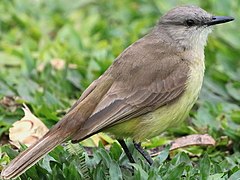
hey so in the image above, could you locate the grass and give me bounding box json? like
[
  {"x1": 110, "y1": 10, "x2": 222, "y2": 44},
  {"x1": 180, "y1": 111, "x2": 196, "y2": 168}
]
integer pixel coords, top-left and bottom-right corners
[{"x1": 0, "y1": 0, "x2": 240, "y2": 179}]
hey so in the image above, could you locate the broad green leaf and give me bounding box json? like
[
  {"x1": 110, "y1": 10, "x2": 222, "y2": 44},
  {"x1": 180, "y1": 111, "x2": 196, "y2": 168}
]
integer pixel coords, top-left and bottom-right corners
[
  {"x1": 109, "y1": 160, "x2": 122, "y2": 180},
  {"x1": 200, "y1": 153, "x2": 211, "y2": 180},
  {"x1": 229, "y1": 170, "x2": 240, "y2": 180}
]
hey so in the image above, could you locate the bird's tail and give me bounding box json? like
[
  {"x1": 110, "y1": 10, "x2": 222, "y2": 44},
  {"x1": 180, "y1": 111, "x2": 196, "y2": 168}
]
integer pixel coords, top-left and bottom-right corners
[
  {"x1": 0, "y1": 126, "x2": 71, "y2": 179},
  {"x1": 1, "y1": 77, "x2": 113, "y2": 179},
  {"x1": 0, "y1": 104, "x2": 88, "y2": 179}
]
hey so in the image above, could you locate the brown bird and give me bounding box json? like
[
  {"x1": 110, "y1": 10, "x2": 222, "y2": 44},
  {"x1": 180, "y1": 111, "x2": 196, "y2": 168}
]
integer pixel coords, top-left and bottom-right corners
[{"x1": 1, "y1": 5, "x2": 234, "y2": 179}]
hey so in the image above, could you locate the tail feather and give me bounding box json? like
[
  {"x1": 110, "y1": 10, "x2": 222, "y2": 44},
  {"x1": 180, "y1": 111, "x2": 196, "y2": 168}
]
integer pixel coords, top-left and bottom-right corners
[
  {"x1": 1, "y1": 76, "x2": 113, "y2": 179},
  {"x1": 0, "y1": 130, "x2": 69, "y2": 179}
]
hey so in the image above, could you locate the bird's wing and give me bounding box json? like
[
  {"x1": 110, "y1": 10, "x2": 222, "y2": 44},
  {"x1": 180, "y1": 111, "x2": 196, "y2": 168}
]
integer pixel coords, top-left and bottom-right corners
[{"x1": 71, "y1": 34, "x2": 190, "y2": 142}]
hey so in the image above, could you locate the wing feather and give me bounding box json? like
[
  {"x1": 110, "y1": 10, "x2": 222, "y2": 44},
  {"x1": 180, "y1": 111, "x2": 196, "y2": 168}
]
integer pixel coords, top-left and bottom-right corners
[{"x1": 71, "y1": 32, "x2": 190, "y2": 142}]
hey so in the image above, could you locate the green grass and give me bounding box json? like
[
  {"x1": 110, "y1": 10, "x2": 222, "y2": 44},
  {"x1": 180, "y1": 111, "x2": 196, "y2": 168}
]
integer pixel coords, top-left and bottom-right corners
[{"x1": 0, "y1": 0, "x2": 240, "y2": 179}]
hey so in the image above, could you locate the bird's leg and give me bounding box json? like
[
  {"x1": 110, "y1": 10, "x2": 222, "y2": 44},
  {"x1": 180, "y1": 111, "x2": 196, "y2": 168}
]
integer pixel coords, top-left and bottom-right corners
[
  {"x1": 133, "y1": 141, "x2": 153, "y2": 165},
  {"x1": 117, "y1": 139, "x2": 135, "y2": 163}
]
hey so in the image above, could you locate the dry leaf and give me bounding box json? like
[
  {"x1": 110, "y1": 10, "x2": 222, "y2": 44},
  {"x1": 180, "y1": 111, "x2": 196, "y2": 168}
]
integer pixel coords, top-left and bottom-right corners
[
  {"x1": 81, "y1": 133, "x2": 114, "y2": 147},
  {"x1": 0, "y1": 96, "x2": 20, "y2": 112},
  {"x1": 50, "y1": 59, "x2": 65, "y2": 70},
  {"x1": 149, "y1": 134, "x2": 216, "y2": 157},
  {"x1": 9, "y1": 104, "x2": 49, "y2": 148},
  {"x1": 169, "y1": 134, "x2": 216, "y2": 151}
]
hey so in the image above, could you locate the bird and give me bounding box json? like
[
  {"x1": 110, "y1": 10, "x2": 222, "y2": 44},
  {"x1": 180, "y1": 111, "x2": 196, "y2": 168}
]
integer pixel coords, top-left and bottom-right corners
[{"x1": 1, "y1": 5, "x2": 234, "y2": 179}]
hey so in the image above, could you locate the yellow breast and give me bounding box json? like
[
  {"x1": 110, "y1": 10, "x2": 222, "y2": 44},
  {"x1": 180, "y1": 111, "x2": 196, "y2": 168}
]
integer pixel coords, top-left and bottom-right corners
[{"x1": 106, "y1": 57, "x2": 205, "y2": 141}]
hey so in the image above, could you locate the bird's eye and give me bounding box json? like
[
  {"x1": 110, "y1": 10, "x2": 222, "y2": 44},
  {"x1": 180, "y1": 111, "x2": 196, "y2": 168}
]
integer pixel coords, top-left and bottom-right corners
[{"x1": 185, "y1": 19, "x2": 195, "y2": 26}]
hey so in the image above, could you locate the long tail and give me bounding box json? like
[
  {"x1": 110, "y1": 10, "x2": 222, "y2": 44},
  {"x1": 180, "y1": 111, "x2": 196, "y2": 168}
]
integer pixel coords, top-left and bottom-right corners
[
  {"x1": 0, "y1": 124, "x2": 71, "y2": 179},
  {"x1": 1, "y1": 77, "x2": 113, "y2": 179}
]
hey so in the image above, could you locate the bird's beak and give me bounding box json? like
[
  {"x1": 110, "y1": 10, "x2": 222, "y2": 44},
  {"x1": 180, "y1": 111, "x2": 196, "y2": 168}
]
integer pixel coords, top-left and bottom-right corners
[{"x1": 206, "y1": 16, "x2": 234, "y2": 26}]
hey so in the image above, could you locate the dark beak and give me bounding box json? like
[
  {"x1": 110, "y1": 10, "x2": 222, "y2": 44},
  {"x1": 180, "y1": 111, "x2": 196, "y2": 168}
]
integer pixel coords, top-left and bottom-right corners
[{"x1": 206, "y1": 16, "x2": 234, "y2": 26}]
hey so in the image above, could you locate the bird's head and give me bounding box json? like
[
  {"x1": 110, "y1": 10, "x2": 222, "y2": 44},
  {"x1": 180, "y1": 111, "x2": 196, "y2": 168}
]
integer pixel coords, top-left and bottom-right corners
[{"x1": 158, "y1": 6, "x2": 234, "y2": 50}]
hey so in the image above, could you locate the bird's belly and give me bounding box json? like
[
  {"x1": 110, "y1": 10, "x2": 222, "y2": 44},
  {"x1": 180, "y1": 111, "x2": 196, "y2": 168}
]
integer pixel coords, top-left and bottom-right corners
[{"x1": 105, "y1": 61, "x2": 205, "y2": 141}]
